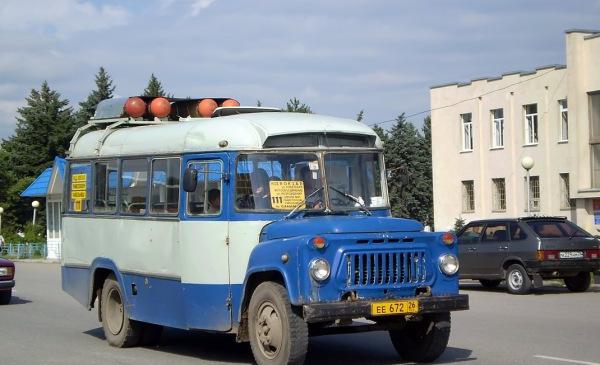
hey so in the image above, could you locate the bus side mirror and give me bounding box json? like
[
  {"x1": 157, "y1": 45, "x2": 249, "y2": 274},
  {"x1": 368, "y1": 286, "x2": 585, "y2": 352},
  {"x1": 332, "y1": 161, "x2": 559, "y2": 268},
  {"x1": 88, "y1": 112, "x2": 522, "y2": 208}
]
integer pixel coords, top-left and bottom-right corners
[{"x1": 183, "y1": 167, "x2": 198, "y2": 192}]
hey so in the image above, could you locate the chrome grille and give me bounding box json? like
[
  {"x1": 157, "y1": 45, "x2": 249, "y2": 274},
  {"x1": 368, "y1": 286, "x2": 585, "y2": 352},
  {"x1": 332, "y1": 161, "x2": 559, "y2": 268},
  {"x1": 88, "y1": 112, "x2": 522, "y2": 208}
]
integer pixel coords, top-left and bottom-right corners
[{"x1": 345, "y1": 251, "x2": 426, "y2": 287}]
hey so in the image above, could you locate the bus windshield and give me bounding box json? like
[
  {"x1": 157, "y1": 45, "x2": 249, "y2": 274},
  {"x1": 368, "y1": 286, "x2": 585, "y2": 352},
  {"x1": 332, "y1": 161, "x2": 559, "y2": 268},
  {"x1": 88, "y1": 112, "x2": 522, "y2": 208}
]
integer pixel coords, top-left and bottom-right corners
[{"x1": 235, "y1": 152, "x2": 388, "y2": 212}]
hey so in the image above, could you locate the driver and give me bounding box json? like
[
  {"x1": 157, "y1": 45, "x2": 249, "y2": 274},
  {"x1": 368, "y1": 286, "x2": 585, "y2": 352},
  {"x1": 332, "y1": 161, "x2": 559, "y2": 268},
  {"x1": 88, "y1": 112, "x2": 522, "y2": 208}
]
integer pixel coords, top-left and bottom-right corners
[{"x1": 299, "y1": 165, "x2": 323, "y2": 209}]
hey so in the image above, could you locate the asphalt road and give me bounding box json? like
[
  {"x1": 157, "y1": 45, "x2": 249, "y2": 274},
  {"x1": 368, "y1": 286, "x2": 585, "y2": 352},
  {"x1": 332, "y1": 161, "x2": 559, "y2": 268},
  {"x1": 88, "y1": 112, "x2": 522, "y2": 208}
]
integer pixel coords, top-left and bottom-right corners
[{"x1": 1, "y1": 262, "x2": 599, "y2": 365}]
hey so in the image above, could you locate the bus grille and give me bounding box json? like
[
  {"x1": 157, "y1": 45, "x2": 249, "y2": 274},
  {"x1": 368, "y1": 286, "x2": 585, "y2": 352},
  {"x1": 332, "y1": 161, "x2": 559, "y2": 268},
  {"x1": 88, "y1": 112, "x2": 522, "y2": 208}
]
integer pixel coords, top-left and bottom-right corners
[{"x1": 345, "y1": 251, "x2": 427, "y2": 287}]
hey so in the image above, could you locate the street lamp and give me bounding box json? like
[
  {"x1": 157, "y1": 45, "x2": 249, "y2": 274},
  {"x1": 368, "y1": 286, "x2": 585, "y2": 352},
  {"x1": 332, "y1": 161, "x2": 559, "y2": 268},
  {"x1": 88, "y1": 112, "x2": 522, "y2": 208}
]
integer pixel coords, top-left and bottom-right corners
[
  {"x1": 31, "y1": 200, "x2": 40, "y2": 226},
  {"x1": 0, "y1": 206, "x2": 4, "y2": 234},
  {"x1": 521, "y1": 156, "x2": 535, "y2": 216}
]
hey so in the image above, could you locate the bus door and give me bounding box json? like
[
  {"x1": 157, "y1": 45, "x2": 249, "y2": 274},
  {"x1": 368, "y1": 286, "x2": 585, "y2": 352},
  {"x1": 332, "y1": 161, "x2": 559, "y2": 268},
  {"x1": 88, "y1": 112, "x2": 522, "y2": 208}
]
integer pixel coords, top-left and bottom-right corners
[{"x1": 180, "y1": 153, "x2": 232, "y2": 331}]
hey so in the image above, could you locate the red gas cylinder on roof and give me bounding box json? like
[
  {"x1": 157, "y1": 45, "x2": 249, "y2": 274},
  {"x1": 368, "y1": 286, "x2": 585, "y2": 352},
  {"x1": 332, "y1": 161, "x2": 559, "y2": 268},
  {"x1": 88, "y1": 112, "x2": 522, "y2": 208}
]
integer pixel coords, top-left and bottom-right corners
[
  {"x1": 221, "y1": 99, "x2": 240, "y2": 107},
  {"x1": 149, "y1": 97, "x2": 171, "y2": 118},
  {"x1": 197, "y1": 98, "x2": 218, "y2": 117},
  {"x1": 124, "y1": 97, "x2": 146, "y2": 118}
]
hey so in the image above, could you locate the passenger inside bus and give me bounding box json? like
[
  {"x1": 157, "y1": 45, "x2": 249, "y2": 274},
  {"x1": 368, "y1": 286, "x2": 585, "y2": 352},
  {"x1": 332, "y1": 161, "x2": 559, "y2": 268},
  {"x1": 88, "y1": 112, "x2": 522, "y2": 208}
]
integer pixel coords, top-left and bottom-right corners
[
  {"x1": 250, "y1": 168, "x2": 271, "y2": 209},
  {"x1": 206, "y1": 189, "x2": 221, "y2": 214},
  {"x1": 299, "y1": 166, "x2": 323, "y2": 209}
]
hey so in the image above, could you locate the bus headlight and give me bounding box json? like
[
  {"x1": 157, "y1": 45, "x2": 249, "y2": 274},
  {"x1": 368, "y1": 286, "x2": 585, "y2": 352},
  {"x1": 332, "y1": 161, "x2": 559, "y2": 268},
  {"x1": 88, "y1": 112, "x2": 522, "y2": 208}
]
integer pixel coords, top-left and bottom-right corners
[
  {"x1": 439, "y1": 254, "x2": 459, "y2": 275},
  {"x1": 309, "y1": 258, "x2": 330, "y2": 282}
]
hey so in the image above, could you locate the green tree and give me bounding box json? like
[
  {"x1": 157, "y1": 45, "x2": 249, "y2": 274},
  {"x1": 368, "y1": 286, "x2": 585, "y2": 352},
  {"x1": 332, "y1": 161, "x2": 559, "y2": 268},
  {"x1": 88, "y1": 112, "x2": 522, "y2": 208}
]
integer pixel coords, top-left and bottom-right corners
[
  {"x1": 142, "y1": 73, "x2": 169, "y2": 97},
  {"x1": 75, "y1": 66, "x2": 115, "y2": 127},
  {"x1": 285, "y1": 97, "x2": 312, "y2": 113},
  {"x1": 2, "y1": 81, "x2": 74, "y2": 179},
  {"x1": 0, "y1": 148, "x2": 15, "y2": 204}
]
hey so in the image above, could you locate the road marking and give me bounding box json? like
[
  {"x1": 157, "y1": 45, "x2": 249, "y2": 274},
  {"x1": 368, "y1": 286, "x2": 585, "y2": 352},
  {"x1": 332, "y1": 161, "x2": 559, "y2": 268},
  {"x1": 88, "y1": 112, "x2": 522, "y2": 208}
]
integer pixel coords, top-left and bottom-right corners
[{"x1": 534, "y1": 355, "x2": 600, "y2": 365}]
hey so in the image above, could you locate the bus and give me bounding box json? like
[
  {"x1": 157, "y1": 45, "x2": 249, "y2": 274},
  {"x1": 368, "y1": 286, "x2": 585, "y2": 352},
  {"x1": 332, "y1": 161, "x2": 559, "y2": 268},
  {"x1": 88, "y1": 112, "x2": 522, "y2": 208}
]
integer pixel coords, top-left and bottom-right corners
[{"x1": 61, "y1": 96, "x2": 468, "y2": 365}]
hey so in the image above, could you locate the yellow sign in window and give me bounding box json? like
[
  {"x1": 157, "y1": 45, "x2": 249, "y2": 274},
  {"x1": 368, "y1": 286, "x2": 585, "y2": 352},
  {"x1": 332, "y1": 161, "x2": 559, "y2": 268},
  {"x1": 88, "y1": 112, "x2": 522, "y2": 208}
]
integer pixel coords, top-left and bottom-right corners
[
  {"x1": 72, "y1": 173, "x2": 87, "y2": 183},
  {"x1": 71, "y1": 190, "x2": 87, "y2": 200},
  {"x1": 71, "y1": 182, "x2": 86, "y2": 191},
  {"x1": 73, "y1": 199, "x2": 83, "y2": 212},
  {"x1": 269, "y1": 181, "x2": 305, "y2": 210}
]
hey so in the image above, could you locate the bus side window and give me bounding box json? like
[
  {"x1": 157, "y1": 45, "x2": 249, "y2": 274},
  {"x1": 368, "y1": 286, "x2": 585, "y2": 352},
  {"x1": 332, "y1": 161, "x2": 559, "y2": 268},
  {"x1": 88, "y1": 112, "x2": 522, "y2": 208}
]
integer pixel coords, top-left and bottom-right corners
[
  {"x1": 151, "y1": 158, "x2": 181, "y2": 215},
  {"x1": 187, "y1": 161, "x2": 222, "y2": 216},
  {"x1": 68, "y1": 162, "x2": 91, "y2": 213},
  {"x1": 120, "y1": 159, "x2": 149, "y2": 215},
  {"x1": 94, "y1": 160, "x2": 118, "y2": 214}
]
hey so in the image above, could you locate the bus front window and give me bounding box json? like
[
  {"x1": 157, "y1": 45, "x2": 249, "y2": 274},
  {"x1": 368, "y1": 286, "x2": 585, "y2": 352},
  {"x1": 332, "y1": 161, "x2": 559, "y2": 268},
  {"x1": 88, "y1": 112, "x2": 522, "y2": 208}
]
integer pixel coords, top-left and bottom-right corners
[{"x1": 324, "y1": 152, "x2": 387, "y2": 210}]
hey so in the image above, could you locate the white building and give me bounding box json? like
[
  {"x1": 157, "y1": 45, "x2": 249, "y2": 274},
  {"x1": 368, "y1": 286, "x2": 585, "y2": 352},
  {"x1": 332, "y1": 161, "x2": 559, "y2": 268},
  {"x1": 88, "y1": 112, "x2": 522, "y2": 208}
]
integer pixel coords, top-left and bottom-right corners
[{"x1": 430, "y1": 29, "x2": 600, "y2": 233}]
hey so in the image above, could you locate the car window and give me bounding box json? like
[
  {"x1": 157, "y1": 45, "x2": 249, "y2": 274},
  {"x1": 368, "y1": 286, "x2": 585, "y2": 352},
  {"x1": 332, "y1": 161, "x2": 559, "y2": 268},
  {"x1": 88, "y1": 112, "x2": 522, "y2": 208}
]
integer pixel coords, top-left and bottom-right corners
[
  {"x1": 459, "y1": 224, "x2": 484, "y2": 244},
  {"x1": 509, "y1": 222, "x2": 527, "y2": 241},
  {"x1": 527, "y1": 221, "x2": 590, "y2": 238},
  {"x1": 482, "y1": 224, "x2": 508, "y2": 241}
]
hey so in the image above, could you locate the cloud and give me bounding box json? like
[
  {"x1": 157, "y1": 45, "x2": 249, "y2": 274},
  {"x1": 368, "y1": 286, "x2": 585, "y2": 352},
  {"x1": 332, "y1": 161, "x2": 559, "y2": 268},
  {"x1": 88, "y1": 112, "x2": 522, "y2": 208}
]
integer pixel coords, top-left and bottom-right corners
[{"x1": 190, "y1": 0, "x2": 217, "y2": 15}]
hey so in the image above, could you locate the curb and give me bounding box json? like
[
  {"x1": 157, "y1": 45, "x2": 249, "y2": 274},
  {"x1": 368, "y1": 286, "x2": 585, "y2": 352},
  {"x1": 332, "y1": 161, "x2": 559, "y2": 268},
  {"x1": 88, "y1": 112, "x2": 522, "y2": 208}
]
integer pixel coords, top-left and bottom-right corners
[{"x1": 10, "y1": 259, "x2": 60, "y2": 264}]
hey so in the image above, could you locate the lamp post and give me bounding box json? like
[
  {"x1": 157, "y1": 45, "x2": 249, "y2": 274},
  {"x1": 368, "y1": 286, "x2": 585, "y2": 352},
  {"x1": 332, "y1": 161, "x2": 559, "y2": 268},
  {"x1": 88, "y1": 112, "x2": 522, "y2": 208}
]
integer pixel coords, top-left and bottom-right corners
[
  {"x1": 521, "y1": 156, "x2": 535, "y2": 216},
  {"x1": 0, "y1": 206, "x2": 3, "y2": 234},
  {"x1": 32, "y1": 200, "x2": 40, "y2": 226}
]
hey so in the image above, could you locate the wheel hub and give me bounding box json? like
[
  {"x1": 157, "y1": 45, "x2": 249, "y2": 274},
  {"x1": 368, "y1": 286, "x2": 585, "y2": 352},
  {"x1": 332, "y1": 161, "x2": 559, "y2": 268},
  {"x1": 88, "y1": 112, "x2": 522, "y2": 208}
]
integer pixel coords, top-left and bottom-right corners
[
  {"x1": 509, "y1": 270, "x2": 523, "y2": 289},
  {"x1": 255, "y1": 301, "x2": 283, "y2": 359},
  {"x1": 106, "y1": 287, "x2": 124, "y2": 335}
]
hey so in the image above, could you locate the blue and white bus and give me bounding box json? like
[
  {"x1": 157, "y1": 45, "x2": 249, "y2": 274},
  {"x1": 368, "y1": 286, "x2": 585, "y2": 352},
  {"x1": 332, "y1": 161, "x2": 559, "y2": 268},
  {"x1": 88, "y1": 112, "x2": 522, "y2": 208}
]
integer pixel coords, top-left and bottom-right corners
[{"x1": 61, "y1": 96, "x2": 468, "y2": 365}]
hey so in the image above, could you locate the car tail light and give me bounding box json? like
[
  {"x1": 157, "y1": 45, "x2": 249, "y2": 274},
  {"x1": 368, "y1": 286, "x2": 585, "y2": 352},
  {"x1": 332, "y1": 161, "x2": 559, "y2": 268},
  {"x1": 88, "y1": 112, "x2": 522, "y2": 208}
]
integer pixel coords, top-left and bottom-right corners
[
  {"x1": 586, "y1": 249, "x2": 600, "y2": 259},
  {"x1": 537, "y1": 250, "x2": 560, "y2": 261}
]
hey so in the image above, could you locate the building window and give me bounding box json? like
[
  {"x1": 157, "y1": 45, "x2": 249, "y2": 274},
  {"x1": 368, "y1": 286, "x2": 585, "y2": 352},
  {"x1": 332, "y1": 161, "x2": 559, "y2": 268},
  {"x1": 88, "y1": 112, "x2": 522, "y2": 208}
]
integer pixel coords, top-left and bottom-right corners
[
  {"x1": 524, "y1": 104, "x2": 538, "y2": 145},
  {"x1": 590, "y1": 92, "x2": 600, "y2": 188},
  {"x1": 461, "y1": 113, "x2": 473, "y2": 151},
  {"x1": 524, "y1": 176, "x2": 540, "y2": 212},
  {"x1": 559, "y1": 173, "x2": 571, "y2": 209},
  {"x1": 559, "y1": 99, "x2": 568, "y2": 142},
  {"x1": 462, "y1": 180, "x2": 475, "y2": 213},
  {"x1": 490, "y1": 109, "x2": 504, "y2": 148},
  {"x1": 492, "y1": 178, "x2": 506, "y2": 212}
]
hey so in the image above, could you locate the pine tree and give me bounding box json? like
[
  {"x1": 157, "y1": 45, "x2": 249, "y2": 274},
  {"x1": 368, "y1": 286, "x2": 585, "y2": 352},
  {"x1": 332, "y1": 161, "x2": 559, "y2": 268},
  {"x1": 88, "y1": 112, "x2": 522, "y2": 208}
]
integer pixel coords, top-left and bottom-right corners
[
  {"x1": 0, "y1": 148, "x2": 15, "y2": 204},
  {"x1": 2, "y1": 81, "x2": 74, "y2": 179},
  {"x1": 285, "y1": 97, "x2": 312, "y2": 113},
  {"x1": 76, "y1": 67, "x2": 115, "y2": 127},
  {"x1": 142, "y1": 73, "x2": 169, "y2": 97}
]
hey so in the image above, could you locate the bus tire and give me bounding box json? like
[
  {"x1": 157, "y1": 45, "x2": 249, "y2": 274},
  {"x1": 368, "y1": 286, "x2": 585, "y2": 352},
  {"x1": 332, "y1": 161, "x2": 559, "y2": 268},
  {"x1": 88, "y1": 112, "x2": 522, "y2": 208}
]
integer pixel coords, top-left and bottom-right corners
[
  {"x1": 100, "y1": 275, "x2": 143, "y2": 347},
  {"x1": 389, "y1": 312, "x2": 451, "y2": 363},
  {"x1": 248, "y1": 282, "x2": 308, "y2": 365}
]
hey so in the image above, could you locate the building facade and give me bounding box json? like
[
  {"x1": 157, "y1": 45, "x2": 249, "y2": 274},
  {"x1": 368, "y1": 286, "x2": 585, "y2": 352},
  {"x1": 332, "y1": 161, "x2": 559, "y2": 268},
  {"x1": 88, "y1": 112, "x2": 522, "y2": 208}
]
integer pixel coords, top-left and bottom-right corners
[{"x1": 430, "y1": 30, "x2": 600, "y2": 233}]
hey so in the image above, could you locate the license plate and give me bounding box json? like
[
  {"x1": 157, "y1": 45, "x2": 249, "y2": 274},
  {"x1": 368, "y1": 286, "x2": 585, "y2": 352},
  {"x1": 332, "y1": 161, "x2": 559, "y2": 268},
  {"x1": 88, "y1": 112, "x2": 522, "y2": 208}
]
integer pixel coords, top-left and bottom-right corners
[
  {"x1": 371, "y1": 300, "x2": 419, "y2": 316},
  {"x1": 559, "y1": 251, "x2": 584, "y2": 259}
]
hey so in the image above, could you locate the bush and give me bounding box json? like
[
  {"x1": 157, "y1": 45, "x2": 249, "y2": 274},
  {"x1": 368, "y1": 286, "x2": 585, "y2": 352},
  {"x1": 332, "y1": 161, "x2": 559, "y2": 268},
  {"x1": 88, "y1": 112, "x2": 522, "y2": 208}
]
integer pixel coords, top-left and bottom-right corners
[{"x1": 453, "y1": 217, "x2": 466, "y2": 233}]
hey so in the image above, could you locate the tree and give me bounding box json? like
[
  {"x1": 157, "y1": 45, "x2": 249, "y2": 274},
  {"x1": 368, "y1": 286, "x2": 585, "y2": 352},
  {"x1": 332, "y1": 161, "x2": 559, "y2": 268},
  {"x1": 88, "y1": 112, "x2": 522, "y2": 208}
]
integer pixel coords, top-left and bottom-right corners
[
  {"x1": 142, "y1": 73, "x2": 169, "y2": 97},
  {"x1": 285, "y1": 97, "x2": 312, "y2": 113},
  {"x1": 356, "y1": 110, "x2": 364, "y2": 122},
  {"x1": 2, "y1": 81, "x2": 74, "y2": 179},
  {"x1": 75, "y1": 66, "x2": 115, "y2": 127},
  {"x1": 0, "y1": 148, "x2": 15, "y2": 204}
]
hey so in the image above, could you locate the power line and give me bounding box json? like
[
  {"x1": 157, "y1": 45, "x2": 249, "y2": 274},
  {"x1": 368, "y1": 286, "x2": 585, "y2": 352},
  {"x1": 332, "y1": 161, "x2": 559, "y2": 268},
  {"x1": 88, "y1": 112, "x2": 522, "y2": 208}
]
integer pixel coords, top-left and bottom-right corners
[{"x1": 366, "y1": 69, "x2": 557, "y2": 127}]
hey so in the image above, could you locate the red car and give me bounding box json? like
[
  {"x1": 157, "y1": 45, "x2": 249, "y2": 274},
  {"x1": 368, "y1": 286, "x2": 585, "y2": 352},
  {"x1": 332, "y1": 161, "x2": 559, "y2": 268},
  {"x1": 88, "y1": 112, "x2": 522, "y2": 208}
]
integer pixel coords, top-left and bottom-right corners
[{"x1": 0, "y1": 258, "x2": 15, "y2": 304}]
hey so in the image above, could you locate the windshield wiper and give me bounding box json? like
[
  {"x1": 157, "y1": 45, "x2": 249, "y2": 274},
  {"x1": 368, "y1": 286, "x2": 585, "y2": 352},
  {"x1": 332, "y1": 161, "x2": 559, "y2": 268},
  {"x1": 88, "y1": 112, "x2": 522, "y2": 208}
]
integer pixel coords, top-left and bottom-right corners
[
  {"x1": 284, "y1": 186, "x2": 324, "y2": 220},
  {"x1": 327, "y1": 186, "x2": 372, "y2": 216}
]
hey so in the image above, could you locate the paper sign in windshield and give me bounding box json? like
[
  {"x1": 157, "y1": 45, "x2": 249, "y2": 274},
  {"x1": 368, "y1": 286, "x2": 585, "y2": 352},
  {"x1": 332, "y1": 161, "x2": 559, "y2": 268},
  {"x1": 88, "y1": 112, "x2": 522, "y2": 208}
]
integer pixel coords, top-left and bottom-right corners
[
  {"x1": 270, "y1": 181, "x2": 305, "y2": 210},
  {"x1": 71, "y1": 173, "x2": 87, "y2": 211}
]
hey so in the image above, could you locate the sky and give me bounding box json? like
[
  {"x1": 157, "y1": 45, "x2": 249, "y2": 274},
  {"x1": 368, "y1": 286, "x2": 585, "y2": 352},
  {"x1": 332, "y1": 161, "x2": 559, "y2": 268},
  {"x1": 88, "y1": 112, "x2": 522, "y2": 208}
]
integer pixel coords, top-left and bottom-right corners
[{"x1": 1, "y1": 0, "x2": 600, "y2": 139}]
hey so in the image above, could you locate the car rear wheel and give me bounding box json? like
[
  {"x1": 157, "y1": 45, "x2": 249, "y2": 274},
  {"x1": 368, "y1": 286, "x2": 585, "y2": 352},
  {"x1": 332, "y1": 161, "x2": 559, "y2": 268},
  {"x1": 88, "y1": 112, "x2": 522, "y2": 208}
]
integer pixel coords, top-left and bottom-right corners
[
  {"x1": 100, "y1": 275, "x2": 143, "y2": 347},
  {"x1": 505, "y1": 264, "x2": 531, "y2": 295},
  {"x1": 479, "y1": 279, "x2": 501, "y2": 288},
  {"x1": 248, "y1": 282, "x2": 308, "y2": 365},
  {"x1": 388, "y1": 312, "x2": 451, "y2": 363},
  {"x1": 564, "y1": 272, "x2": 592, "y2": 292},
  {"x1": 0, "y1": 289, "x2": 11, "y2": 305}
]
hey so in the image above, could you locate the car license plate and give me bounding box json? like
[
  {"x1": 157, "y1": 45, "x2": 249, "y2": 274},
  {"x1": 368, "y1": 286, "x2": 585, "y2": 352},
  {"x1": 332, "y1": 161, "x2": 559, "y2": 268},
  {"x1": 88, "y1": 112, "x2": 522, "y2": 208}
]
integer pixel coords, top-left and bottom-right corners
[
  {"x1": 559, "y1": 251, "x2": 584, "y2": 259},
  {"x1": 371, "y1": 300, "x2": 419, "y2": 316}
]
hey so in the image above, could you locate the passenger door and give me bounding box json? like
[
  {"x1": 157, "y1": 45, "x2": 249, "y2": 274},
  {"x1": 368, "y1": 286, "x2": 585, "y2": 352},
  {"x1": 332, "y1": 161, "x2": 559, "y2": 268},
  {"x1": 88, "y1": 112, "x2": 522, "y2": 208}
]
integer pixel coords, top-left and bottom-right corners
[
  {"x1": 478, "y1": 223, "x2": 509, "y2": 277},
  {"x1": 179, "y1": 153, "x2": 232, "y2": 331},
  {"x1": 458, "y1": 223, "x2": 484, "y2": 277}
]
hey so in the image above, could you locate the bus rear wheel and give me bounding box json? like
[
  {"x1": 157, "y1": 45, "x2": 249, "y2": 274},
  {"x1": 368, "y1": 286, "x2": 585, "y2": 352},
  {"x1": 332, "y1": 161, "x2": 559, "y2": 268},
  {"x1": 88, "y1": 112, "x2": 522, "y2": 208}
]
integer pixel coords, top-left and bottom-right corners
[
  {"x1": 248, "y1": 282, "x2": 308, "y2": 365},
  {"x1": 100, "y1": 275, "x2": 143, "y2": 347},
  {"x1": 389, "y1": 312, "x2": 451, "y2": 363}
]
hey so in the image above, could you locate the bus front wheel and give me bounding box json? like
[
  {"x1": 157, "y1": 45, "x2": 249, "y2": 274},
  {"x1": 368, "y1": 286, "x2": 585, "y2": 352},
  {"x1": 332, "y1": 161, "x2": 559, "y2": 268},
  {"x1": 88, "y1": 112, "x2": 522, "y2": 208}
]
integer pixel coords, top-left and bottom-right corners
[
  {"x1": 248, "y1": 282, "x2": 308, "y2": 365},
  {"x1": 100, "y1": 274, "x2": 143, "y2": 347}
]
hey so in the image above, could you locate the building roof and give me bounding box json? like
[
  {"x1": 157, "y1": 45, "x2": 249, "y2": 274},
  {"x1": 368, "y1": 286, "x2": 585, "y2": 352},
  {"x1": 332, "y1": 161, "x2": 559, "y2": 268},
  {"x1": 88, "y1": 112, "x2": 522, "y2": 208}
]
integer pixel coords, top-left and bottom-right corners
[
  {"x1": 69, "y1": 112, "x2": 381, "y2": 159},
  {"x1": 20, "y1": 157, "x2": 67, "y2": 198}
]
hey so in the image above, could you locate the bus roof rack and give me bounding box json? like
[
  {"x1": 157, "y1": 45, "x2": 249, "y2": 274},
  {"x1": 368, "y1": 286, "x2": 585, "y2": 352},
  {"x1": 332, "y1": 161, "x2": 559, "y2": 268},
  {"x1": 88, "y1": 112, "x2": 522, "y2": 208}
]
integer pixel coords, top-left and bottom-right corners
[{"x1": 211, "y1": 106, "x2": 281, "y2": 117}]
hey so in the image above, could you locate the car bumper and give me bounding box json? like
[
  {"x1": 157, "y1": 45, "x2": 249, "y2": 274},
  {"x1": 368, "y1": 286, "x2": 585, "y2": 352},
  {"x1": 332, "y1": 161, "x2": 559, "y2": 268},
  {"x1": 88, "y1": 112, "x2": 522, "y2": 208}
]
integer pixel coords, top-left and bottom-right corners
[
  {"x1": 526, "y1": 260, "x2": 600, "y2": 274},
  {"x1": 302, "y1": 294, "x2": 469, "y2": 323},
  {"x1": 0, "y1": 280, "x2": 15, "y2": 290}
]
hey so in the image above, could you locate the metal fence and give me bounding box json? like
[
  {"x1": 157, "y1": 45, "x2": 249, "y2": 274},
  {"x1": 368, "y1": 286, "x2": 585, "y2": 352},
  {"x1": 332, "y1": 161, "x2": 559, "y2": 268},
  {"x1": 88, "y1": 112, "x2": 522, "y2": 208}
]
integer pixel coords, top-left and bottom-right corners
[{"x1": 0, "y1": 243, "x2": 47, "y2": 259}]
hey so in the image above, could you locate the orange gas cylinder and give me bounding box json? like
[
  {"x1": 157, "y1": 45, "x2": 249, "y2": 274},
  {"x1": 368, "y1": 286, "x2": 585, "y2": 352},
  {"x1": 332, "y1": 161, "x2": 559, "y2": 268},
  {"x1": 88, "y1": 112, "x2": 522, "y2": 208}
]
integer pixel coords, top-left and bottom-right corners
[
  {"x1": 124, "y1": 97, "x2": 146, "y2": 118},
  {"x1": 197, "y1": 98, "x2": 218, "y2": 117},
  {"x1": 149, "y1": 97, "x2": 171, "y2": 118},
  {"x1": 221, "y1": 99, "x2": 240, "y2": 107}
]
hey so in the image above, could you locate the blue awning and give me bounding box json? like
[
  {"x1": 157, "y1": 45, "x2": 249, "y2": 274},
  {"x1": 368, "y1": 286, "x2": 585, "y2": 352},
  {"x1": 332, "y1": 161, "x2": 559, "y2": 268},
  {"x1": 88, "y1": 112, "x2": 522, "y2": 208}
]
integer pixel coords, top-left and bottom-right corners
[
  {"x1": 21, "y1": 168, "x2": 53, "y2": 197},
  {"x1": 20, "y1": 157, "x2": 67, "y2": 198}
]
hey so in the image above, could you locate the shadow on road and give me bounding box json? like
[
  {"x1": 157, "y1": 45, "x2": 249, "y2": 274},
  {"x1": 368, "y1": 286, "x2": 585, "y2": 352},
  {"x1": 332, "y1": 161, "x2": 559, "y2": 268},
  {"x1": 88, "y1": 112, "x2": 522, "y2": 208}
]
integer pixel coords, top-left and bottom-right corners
[
  {"x1": 6, "y1": 296, "x2": 32, "y2": 305},
  {"x1": 460, "y1": 282, "x2": 600, "y2": 295},
  {"x1": 84, "y1": 326, "x2": 475, "y2": 364}
]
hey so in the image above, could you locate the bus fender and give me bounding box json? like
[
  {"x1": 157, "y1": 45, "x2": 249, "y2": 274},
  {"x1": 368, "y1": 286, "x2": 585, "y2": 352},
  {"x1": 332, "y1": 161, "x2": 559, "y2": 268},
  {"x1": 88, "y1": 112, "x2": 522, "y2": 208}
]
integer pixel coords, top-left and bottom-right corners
[{"x1": 88, "y1": 258, "x2": 128, "y2": 311}]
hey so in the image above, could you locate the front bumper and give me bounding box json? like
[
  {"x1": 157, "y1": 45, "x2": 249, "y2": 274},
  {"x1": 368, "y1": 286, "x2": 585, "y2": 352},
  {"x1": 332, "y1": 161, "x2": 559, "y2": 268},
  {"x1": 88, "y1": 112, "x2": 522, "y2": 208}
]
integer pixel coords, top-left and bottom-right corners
[
  {"x1": 303, "y1": 294, "x2": 469, "y2": 323},
  {"x1": 0, "y1": 279, "x2": 15, "y2": 290}
]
